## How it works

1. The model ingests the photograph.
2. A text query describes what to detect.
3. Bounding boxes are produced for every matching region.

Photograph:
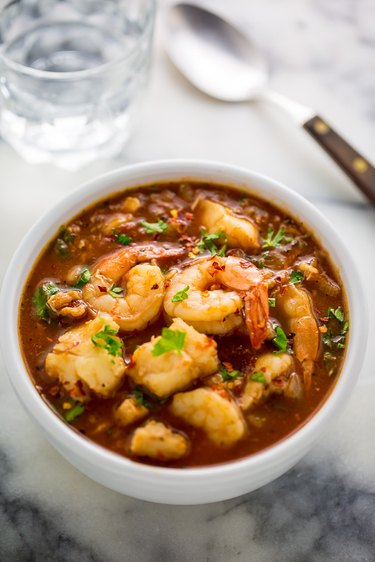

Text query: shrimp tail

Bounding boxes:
[95,244,186,280]
[294,316,319,390]
[302,361,313,390]
[244,284,269,349]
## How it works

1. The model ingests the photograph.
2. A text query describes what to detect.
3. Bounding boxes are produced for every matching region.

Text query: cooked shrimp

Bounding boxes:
[128,318,218,397]
[45,317,126,400]
[115,397,149,427]
[277,284,319,387]
[193,198,260,250]
[241,353,294,410]
[130,420,189,460]
[164,255,269,349]
[82,244,184,331]
[170,387,246,446]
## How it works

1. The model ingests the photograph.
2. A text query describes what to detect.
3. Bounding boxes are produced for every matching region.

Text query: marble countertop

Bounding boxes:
[1,1,375,560]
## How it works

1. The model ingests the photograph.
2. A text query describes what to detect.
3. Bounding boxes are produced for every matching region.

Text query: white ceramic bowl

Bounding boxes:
[0,160,367,505]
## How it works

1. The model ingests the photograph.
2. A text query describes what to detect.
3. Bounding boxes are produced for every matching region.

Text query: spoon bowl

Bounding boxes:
[165,2,375,204]
[166,3,267,101]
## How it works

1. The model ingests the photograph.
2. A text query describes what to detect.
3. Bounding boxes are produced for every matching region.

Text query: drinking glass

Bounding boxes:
[0,0,156,169]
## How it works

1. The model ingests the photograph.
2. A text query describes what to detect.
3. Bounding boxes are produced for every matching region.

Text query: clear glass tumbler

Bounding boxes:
[0,0,156,169]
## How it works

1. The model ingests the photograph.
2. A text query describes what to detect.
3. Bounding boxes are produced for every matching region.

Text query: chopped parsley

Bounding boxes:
[64,403,85,423]
[54,226,76,258]
[290,270,303,284]
[133,388,152,409]
[328,306,345,323]
[250,371,267,385]
[171,285,190,302]
[322,328,348,351]
[152,328,186,356]
[32,282,59,322]
[91,324,123,357]
[262,227,292,249]
[251,256,265,269]
[113,229,133,246]
[219,365,242,381]
[74,266,91,288]
[197,228,227,256]
[108,284,124,298]
[272,326,288,353]
[322,306,349,352]
[140,219,168,234]
[268,297,276,308]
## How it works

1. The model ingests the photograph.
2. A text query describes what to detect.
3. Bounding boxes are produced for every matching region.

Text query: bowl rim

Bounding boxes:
[0,159,368,482]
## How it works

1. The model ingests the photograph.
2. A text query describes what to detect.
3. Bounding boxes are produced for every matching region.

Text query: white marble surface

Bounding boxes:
[1,1,375,560]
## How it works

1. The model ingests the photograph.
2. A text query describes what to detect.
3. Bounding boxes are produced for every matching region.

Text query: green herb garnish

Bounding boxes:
[219,365,243,381]
[140,219,168,234]
[290,270,303,284]
[251,257,265,269]
[268,297,276,308]
[197,228,227,256]
[64,403,85,423]
[54,227,76,258]
[113,229,133,246]
[152,328,186,356]
[108,284,124,298]
[250,371,267,385]
[74,266,91,288]
[32,282,59,322]
[91,324,123,357]
[133,388,152,409]
[273,326,288,353]
[322,307,349,352]
[172,285,190,302]
[328,306,345,323]
[322,329,347,350]
[262,227,292,249]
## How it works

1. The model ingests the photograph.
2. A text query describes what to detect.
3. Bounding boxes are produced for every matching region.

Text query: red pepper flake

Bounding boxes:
[223,361,234,372]
[185,212,193,220]
[211,261,225,271]
[98,286,107,293]
[212,386,230,400]
[151,283,159,290]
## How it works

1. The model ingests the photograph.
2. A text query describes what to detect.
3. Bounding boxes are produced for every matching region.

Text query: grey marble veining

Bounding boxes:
[2,382,375,562]
[1,0,375,560]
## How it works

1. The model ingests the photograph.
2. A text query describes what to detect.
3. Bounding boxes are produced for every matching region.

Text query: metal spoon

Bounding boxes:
[165,2,375,204]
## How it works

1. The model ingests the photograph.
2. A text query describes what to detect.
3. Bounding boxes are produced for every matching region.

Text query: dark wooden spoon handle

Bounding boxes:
[303,115,375,204]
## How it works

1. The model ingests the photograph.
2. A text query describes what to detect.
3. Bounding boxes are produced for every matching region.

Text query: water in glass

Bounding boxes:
[0,0,155,169]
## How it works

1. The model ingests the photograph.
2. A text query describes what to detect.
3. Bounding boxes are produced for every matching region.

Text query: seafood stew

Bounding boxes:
[19,181,348,467]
